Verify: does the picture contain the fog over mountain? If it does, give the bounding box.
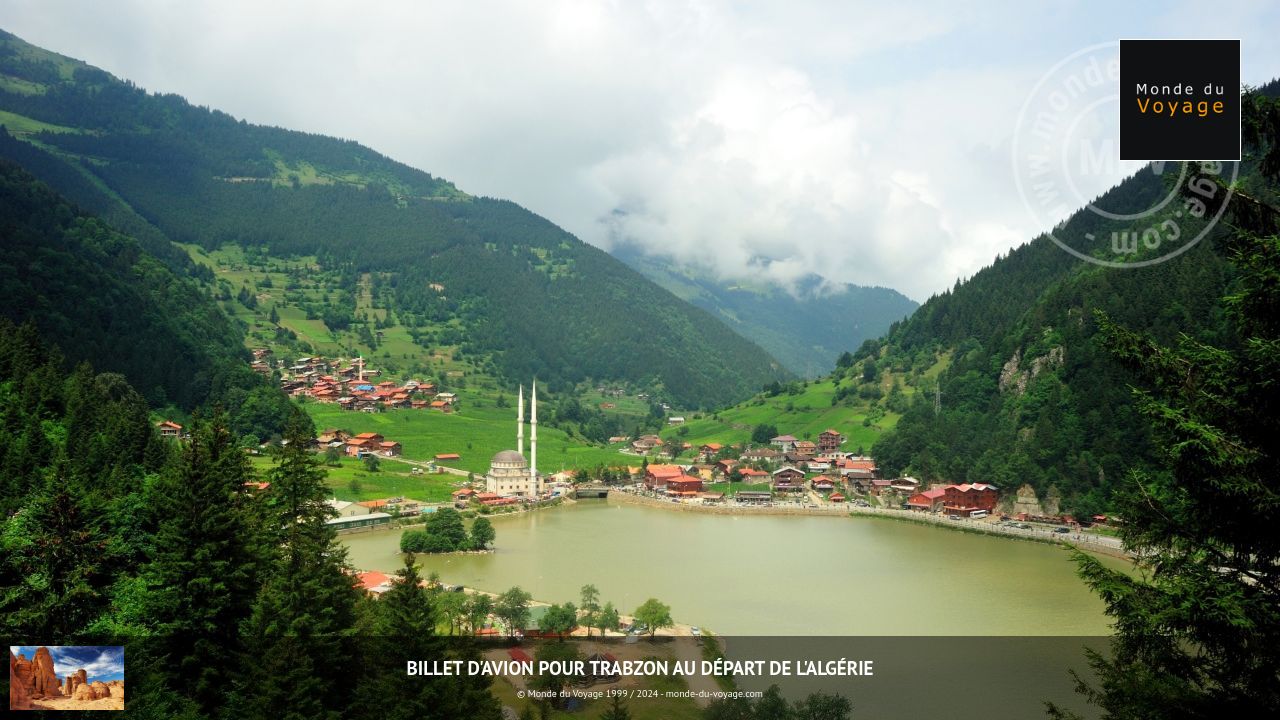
[4,1,1277,301]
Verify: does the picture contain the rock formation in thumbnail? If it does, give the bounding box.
[9,650,32,710]
[30,646,62,697]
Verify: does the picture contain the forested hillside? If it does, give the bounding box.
[616,246,918,377]
[683,86,1280,517]
[0,161,291,437]
[858,87,1280,515]
[0,29,787,408]
[0,322,500,718]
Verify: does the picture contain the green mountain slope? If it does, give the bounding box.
[0,159,291,436]
[0,29,788,409]
[681,85,1280,516]
[615,246,918,377]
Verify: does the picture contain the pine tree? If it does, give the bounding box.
[1051,92,1280,718]
[236,409,358,720]
[139,411,261,716]
[0,459,117,641]
[352,555,500,720]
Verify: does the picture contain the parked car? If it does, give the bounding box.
[1054,527,1071,534]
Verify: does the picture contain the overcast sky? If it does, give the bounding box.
[2,1,1278,301]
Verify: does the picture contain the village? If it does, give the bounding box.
[253,348,458,413]
[156,384,1108,541]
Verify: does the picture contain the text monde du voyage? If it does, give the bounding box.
[1134,82,1229,118]
[407,658,875,679]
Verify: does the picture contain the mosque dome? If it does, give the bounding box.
[491,449,528,466]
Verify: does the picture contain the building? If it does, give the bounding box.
[317,428,352,444]
[811,475,835,492]
[772,466,806,492]
[345,438,373,457]
[891,477,921,493]
[326,499,372,518]
[907,488,947,512]
[770,434,798,452]
[157,420,183,439]
[699,443,724,462]
[741,447,781,462]
[818,429,844,454]
[785,451,815,466]
[836,456,878,477]
[644,464,685,491]
[485,383,542,497]
[631,435,663,453]
[354,571,391,595]
[942,483,1000,516]
[326,512,391,533]
[380,441,402,457]
[665,475,704,497]
[793,440,817,456]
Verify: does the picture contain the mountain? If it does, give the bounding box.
[614,245,918,377]
[670,85,1280,516]
[0,29,787,410]
[0,159,292,438]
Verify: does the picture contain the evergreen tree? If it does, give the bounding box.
[235,410,358,720]
[354,555,500,720]
[1051,93,1280,719]
[138,411,261,716]
[0,467,114,639]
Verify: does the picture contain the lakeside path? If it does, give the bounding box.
[605,488,1132,559]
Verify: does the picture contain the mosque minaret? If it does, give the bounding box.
[484,382,542,498]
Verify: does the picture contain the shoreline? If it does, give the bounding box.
[603,488,1133,560]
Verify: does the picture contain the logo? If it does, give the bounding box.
[1013,41,1238,268]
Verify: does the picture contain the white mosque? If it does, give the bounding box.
[485,382,542,497]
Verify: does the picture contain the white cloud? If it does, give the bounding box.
[49,647,124,682]
[1,0,1278,301]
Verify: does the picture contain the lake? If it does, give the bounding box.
[341,499,1125,635]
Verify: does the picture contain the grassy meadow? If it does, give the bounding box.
[301,402,638,477]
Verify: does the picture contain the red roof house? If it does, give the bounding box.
[907,488,947,512]
[644,464,685,491]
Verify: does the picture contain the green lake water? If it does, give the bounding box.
[341,499,1125,635]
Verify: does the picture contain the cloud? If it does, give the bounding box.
[50,646,125,682]
[1,0,1279,302]
[11,646,124,683]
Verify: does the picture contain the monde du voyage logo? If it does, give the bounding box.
[1013,39,1241,269]
[1120,39,1241,161]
